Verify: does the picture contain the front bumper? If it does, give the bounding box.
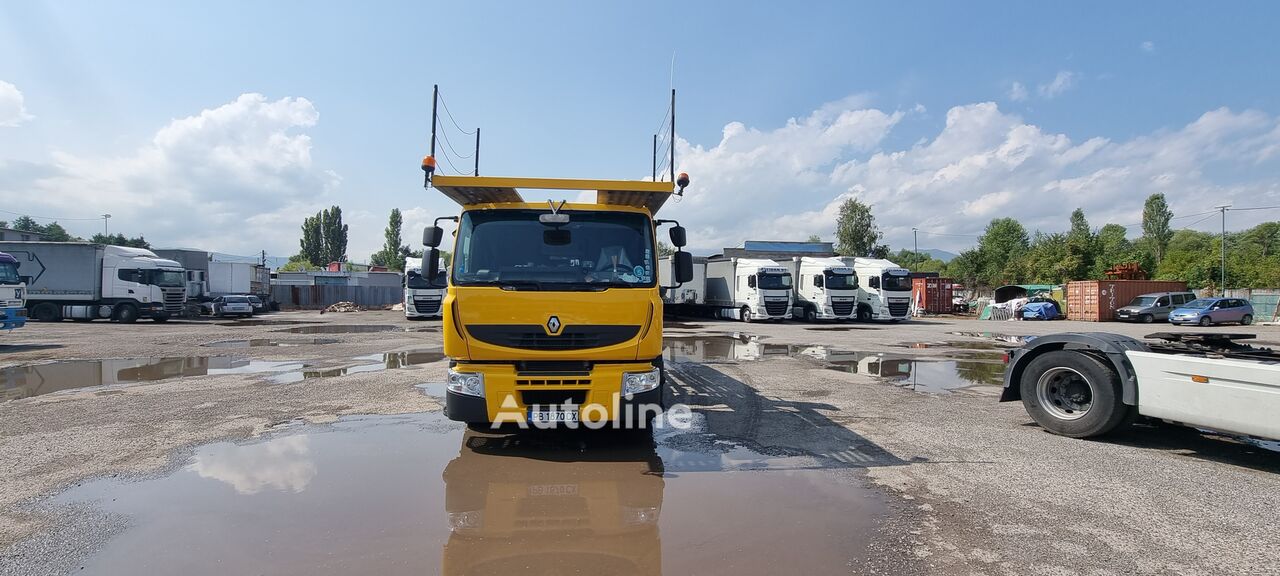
[1,306,26,329]
[444,360,663,426]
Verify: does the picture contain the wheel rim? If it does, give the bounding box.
[742,308,751,322]
[1036,367,1093,421]
[1243,315,1253,325]
[1200,317,1211,326]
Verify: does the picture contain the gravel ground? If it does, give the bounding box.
[1,311,1277,575]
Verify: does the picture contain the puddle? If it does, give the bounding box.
[415,382,447,398]
[665,335,1005,394]
[803,326,874,331]
[948,331,1036,345]
[222,319,321,327]
[202,338,338,348]
[0,358,306,402]
[270,350,446,383]
[894,340,1010,350]
[51,413,885,575]
[663,321,706,329]
[274,324,402,335]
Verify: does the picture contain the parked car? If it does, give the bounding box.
[1114,291,1197,323]
[207,295,254,318]
[246,295,267,314]
[1168,297,1254,326]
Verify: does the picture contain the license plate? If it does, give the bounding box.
[528,410,580,424]
[528,484,579,496]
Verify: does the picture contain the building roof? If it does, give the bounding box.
[741,240,833,252]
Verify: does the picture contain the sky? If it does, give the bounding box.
[2,1,1279,262]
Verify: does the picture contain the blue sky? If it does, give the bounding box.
[2,1,1279,260]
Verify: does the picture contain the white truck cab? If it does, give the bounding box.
[404,256,446,319]
[102,246,187,320]
[785,256,859,322]
[706,257,793,322]
[842,257,911,322]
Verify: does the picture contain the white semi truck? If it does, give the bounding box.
[403,256,446,319]
[783,256,859,322]
[0,242,186,323]
[704,257,793,322]
[1002,332,1279,442]
[0,251,27,331]
[840,257,911,322]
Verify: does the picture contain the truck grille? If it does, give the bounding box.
[162,288,185,313]
[832,301,854,316]
[412,298,441,315]
[520,389,589,406]
[764,301,788,316]
[467,325,640,351]
[888,299,909,317]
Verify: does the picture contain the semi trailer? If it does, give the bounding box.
[782,256,858,322]
[1002,332,1279,441]
[421,173,693,429]
[840,257,911,322]
[403,256,447,319]
[0,242,186,323]
[0,252,27,330]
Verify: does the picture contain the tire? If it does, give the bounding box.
[1018,350,1131,438]
[856,305,872,322]
[152,314,169,323]
[804,306,817,322]
[1198,316,1212,327]
[113,303,140,324]
[1139,314,1153,324]
[740,306,753,323]
[1241,314,1253,326]
[31,303,61,322]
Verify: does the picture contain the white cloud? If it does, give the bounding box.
[189,434,315,495]
[0,81,34,127]
[1037,71,1078,99]
[663,99,1280,254]
[1141,40,1156,53]
[0,93,343,257]
[1007,81,1028,102]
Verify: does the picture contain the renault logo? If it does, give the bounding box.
[546,315,562,334]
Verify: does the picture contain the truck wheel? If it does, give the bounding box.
[856,305,872,322]
[804,306,817,322]
[1198,316,1212,327]
[740,306,753,323]
[1139,314,1153,324]
[113,303,140,324]
[1019,350,1130,438]
[31,303,61,322]
[152,314,169,323]
[1241,314,1253,326]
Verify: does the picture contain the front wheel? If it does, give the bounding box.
[1198,316,1213,327]
[740,306,753,323]
[1019,350,1131,438]
[1139,314,1153,324]
[113,303,139,324]
[856,305,872,322]
[804,306,817,322]
[1241,314,1253,326]
[31,303,61,322]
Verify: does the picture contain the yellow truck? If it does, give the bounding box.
[421,174,693,429]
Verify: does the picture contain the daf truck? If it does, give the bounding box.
[403,256,447,319]
[783,256,859,322]
[704,257,793,322]
[421,174,693,429]
[0,242,186,323]
[0,252,27,330]
[840,257,911,322]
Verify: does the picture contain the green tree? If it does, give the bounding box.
[39,222,74,242]
[299,206,348,265]
[1019,232,1069,284]
[11,216,39,232]
[299,214,324,265]
[370,208,406,270]
[1142,193,1174,263]
[280,254,317,272]
[945,249,983,288]
[834,198,887,257]
[90,233,149,249]
[1090,223,1142,278]
[656,241,675,257]
[975,218,1030,286]
[806,234,823,243]
[1062,208,1096,280]
[890,249,945,273]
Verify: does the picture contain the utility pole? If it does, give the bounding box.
[261,250,266,266]
[669,89,676,184]
[102,214,111,235]
[652,134,657,181]
[1215,204,1230,296]
[474,128,480,176]
[429,84,438,159]
[912,227,919,261]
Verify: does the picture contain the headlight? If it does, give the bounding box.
[622,367,661,395]
[447,369,485,397]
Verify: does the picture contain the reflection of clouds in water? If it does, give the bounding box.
[188,435,316,495]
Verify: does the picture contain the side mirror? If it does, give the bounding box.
[673,251,693,283]
[426,248,441,280]
[19,275,31,285]
[423,226,443,248]
[669,225,687,248]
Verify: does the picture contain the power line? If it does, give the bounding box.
[437,122,473,160]
[1229,205,1280,211]
[435,140,467,175]
[0,208,107,222]
[436,90,476,136]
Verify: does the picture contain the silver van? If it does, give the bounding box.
[1114,291,1197,323]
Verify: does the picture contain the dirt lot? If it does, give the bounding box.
[0,312,1277,575]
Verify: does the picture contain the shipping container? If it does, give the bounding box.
[912,277,956,314]
[1065,280,1188,322]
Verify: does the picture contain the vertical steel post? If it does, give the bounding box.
[669,89,676,184]
[652,134,657,180]
[474,128,480,176]
[430,84,438,159]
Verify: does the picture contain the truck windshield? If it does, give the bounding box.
[0,262,19,285]
[757,273,792,290]
[881,274,912,292]
[146,270,186,287]
[453,209,654,289]
[824,271,857,290]
[406,270,434,290]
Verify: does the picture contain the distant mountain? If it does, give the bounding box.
[923,248,958,263]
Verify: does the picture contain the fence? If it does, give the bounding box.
[270,285,402,309]
[1222,289,1280,322]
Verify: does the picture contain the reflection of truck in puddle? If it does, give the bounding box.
[664,335,795,362]
[442,431,663,575]
[0,357,262,402]
[804,348,914,378]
